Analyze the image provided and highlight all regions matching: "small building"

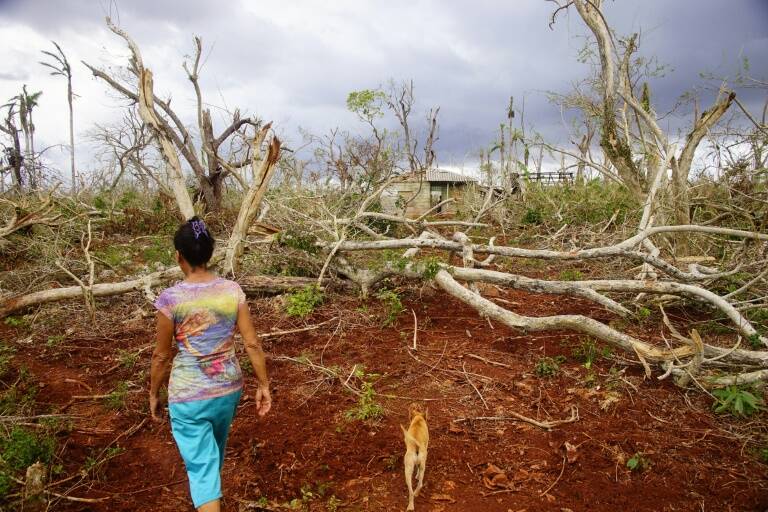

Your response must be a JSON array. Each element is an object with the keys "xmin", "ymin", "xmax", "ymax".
[{"xmin": 380, "ymin": 168, "xmax": 478, "ymax": 218}]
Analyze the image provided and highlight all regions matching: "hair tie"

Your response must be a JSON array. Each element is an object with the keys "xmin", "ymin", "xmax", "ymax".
[{"xmin": 191, "ymin": 219, "xmax": 207, "ymax": 239}]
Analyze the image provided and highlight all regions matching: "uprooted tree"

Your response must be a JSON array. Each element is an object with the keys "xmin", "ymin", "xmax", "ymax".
[{"xmin": 2, "ymin": 5, "xmax": 768, "ymax": 393}]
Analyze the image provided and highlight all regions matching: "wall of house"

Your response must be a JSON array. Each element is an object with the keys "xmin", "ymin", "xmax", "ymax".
[{"xmin": 380, "ymin": 181, "xmax": 472, "ymax": 217}]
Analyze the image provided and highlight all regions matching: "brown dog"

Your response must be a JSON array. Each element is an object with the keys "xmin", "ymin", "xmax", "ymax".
[{"xmin": 401, "ymin": 402, "xmax": 429, "ymax": 511}]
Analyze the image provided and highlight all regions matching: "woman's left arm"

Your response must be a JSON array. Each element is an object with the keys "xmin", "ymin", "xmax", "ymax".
[{"xmin": 149, "ymin": 312, "xmax": 174, "ymax": 421}]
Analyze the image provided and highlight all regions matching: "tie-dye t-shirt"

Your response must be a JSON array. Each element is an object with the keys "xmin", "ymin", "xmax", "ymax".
[{"xmin": 154, "ymin": 278, "xmax": 245, "ymax": 403}]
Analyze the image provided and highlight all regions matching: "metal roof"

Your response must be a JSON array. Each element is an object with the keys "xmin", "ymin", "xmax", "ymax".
[{"xmin": 425, "ymin": 168, "xmax": 477, "ymax": 183}]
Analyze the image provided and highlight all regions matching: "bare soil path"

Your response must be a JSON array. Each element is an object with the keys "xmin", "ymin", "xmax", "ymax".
[{"xmin": 2, "ymin": 282, "xmax": 767, "ymax": 511}]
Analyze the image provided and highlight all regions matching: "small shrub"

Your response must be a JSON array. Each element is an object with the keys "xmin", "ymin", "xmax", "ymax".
[
  {"xmin": 626, "ymin": 452, "xmax": 651, "ymax": 472},
  {"xmin": 748, "ymin": 333, "xmax": 764, "ymax": 349},
  {"xmin": 522, "ymin": 208, "xmax": 543, "ymax": 225},
  {"xmin": 712, "ymin": 385, "xmax": 764, "ymax": 417},
  {"xmin": 558, "ymin": 269, "xmax": 583, "ymax": 281},
  {"xmin": 376, "ymin": 289, "xmax": 405, "ymax": 327},
  {"xmin": 346, "ymin": 381, "xmax": 384, "ymax": 421},
  {"xmin": 534, "ymin": 356, "xmax": 565, "ymax": 378},
  {"xmin": 286, "ymin": 285, "xmax": 324, "ymax": 318},
  {"xmin": 277, "ymin": 230, "xmax": 319, "ymax": 255},
  {"xmin": 1, "ymin": 426, "xmax": 55, "ymax": 472}
]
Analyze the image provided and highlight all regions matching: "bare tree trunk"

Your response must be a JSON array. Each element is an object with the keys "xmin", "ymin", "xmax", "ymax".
[
  {"xmin": 224, "ymin": 126, "xmax": 281, "ymax": 275},
  {"xmin": 68, "ymin": 76, "xmax": 76, "ymax": 195}
]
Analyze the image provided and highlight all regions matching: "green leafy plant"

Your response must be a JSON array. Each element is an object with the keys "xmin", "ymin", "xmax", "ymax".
[
  {"xmin": 3, "ymin": 316, "xmax": 26, "ymax": 328},
  {"xmin": 636, "ymin": 307, "xmax": 651, "ymax": 323},
  {"xmin": 558, "ymin": 269, "xmax": 583, "ymax": 281},
  {"xmin": 0, "ymin": 426, "xmax": 55, "ymax": 472},
  {"xmin": 420, "ymin": 256, "xmax": 442, "ymax": 280},
  {"xmin": 46, "ymin": 334, "xmax": 65, "ymax": 349},
  {"xmin": 286, "ymin": 285, "xmax": 324, "ymax": 318},
  {"xmin": 377, "ymin": 289, "xmax": 404, "ymax": 327},
  {"xmin": 626, "ymin": 452, "xmax": 651, "ymax": 472},
  {"xmin": 712, "ymin": 385, "xmax": 764, "ymax": 417},
  {"xmin": 346, "ymin": 368, "xmax": 384, "ymax": 421},
  {"xmin": 572, "ymin": 338, "xmax": 611, "ymax": 369},
  {"xmin": 277, "ymin": 230, "xmax": 319, "ymax": 255},
  {"xmin": 104, "ymin": 381, "xmax": 130, "ymax": 410},
  {"xmin": 522, "ymin": 208, "xmax": 543, "ymax": 225},
  {"xmin": 327, "ymin": 495, "xmax": 342, "ymax": 512},
  {"xmin": 0, "ymin": 344, "xmax": 16, "ymax": 378},
  {"xmin": 117, "ymin": 349, "xmax": 139, "ymax": 368},
  {"xmin": 534, "ymin": 356, "xmax": 566, "ymax": 378},
  {"xmin": 748, "ymin": 333, "xmax": 764, "ymax": 350}
]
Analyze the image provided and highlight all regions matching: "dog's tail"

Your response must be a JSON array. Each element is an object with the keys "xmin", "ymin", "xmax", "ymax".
[{"xmin": 401, "ymin": 424, "xmax": 424, "ymax": 454}]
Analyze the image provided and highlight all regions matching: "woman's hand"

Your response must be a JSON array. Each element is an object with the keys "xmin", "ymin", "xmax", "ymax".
[
  {"xmin": 255, "ymin": 385, "xmax": 272, "ymax": 417},
  {"xmin": 149, "ymin": 393, "xmax": 163, "ymax": 422}
]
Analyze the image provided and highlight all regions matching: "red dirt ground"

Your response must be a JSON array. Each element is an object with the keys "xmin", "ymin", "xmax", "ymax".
[{"xmin": 2, "ymin": 281, "xmax": 767, "ymax": 511}]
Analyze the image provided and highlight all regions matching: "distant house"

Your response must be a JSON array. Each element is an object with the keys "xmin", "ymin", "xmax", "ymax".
[{"xmin": 380, "ymin": 168, "xmax": 478, "ymax": 218}]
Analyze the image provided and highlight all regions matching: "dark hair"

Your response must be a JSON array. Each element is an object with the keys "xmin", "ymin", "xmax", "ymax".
[{"xmin": 174, "ymin": 216, "xmax": 214, "ymax": 267}]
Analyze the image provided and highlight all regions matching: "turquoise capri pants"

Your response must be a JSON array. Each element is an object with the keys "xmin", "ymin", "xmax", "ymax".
[{"xmin": 169, "ymin": 390, "xmax": 242, "ymax": 508}]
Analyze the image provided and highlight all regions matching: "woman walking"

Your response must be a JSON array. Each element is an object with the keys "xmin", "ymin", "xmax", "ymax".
[{"xmin": 149, "ymin": 216, "xmax": 271, "ymax": 511}]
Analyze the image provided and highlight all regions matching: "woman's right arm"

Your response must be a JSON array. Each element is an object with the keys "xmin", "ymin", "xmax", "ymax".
[
  {"xmin": 149, "ymin": 312, "xmax": 174, "ymax": 421},
  {"xmin": 236, "ymin": 303, "xmax": 272, "ymax": 417}
]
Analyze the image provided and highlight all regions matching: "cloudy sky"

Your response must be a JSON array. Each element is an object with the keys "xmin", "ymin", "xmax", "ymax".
[{"xmin": 0, "ymin": 0, "xmax": 766, "ymax": 177}]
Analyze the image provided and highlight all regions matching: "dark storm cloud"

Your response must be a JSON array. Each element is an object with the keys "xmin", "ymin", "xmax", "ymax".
[{"xmin": 0, "ymin": 0, "xmax": 766, "ymax": 168}]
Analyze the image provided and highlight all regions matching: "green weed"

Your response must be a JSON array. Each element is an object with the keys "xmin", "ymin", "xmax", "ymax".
[
  {"xmin": 141, "ymin": 239, "xmax": 175, "ymax": 266},
  {"xmin": 104, "ymin": 381, "xmax": 130, "ymax": 410},
  {"xmin": 117, "ymin": 349, "xmax": 139, "ymax": 369},
  {"xmin": 572, "ymin": 338, "xmax": 612, "ymax": 369},
  {"xmin": 346, "ymin": 368, "xmax": 384, "ymax": 421},
  {"xmin": 46, "ymin": 334, "xmax": 66, "ymax": 349},
  {"xmin": 626, "ymin": 452, "xmax": 651, "ymax": 472},
  {"xmin": 286, "ymin": 285, "xmax": 324, "ymax": 318},
  {"xmin": 558, "ymin": 269, "xmax": 583, "ymax": 281},
  {"xmin": 522, "ymin": 208, "xmax": 543, "ymax": 225},
  {"xmin": 377, "ymin": 289, "xmax": 404, "ymax": 327},
  {"xmin": 0, "ymin": 344, "xmax": 16, "ymax": 378},
  {"xmin": 3, "ymin": 316, "xmax": 27, "ymax": 328},
  {"xmin": 636, "ymin": 307, "xmax": 651, "ymax": 323},
  {"xmin": 712, "ymin": 385, "xmax": 764, "ymax": 417},
  {"xmin": 534, "ymin": 356, "xmax": 566, "ymax": 378}
]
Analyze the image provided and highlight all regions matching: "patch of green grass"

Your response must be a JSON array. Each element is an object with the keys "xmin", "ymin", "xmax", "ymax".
[
  {"xmin": 286, "ymin": 285, "xmax": 324, "ymax": 318},
  {"xmin": 626, "ymin": 452, "xmax": 651, "ymax": 472},
  {"xmin": 376, "ymin": 289, "xmax": 404, "ymax": 327},
  {"xmin": 104, "ymin": 381, "xmax": 130, "ymax": 410},
  {"xmin": 534, "ymin": 356, "xmax": 566, "ymax": 378},
  {"xmin": 141, "ymin": 239, "xmax": 175, "ymax": 266},
  {"xmin": 94, "ymin": 245, "xmax": 129, "ymax": 269},
  {"xmin": 712, "ymin": 385, "xmax": 764, "ymax": 417},
  {"xmin": 558, "ymin": 269, "xmax": 584, "ymax": 281}
]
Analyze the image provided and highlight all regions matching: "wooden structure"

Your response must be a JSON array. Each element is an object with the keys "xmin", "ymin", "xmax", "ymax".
[{"xmin": 381, "ymin": 169, "xmax": 477, "ymax": 217}]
